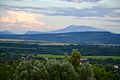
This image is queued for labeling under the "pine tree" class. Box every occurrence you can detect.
[71,49,81,67]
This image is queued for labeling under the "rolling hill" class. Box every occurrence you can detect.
[0,30,14,35]
[0,31,120,44]
[25,25,106,34]
[52,25,105,33]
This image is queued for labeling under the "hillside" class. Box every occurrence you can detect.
[0,31,120,44]
[52,25,105,33]
[25,25,106,34]
[0,30,14,35]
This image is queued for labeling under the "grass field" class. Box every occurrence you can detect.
[83,56,120,60]
[24,54,120,60]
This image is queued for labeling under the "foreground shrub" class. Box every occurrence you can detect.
[92,65,114,80]
[60,61,79,80]
[13,60,49,80]
[0,64,10,80]
[45,60,61,80]
[46,60,79,80]
[76,63,95,80]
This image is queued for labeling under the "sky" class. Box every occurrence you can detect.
[0,0,120,33]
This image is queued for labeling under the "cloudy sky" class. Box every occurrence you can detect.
[0,0,120,33]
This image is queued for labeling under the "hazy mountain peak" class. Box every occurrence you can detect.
[53,25,105,33]
[24,25,107,34]
[25,31,47,34]
[0,30,14,35]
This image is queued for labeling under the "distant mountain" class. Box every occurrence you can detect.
[24,25,105,34]
[0,31,120,44]
[25,31,47,34]
[0,30,14,35]
[52,25,105,33]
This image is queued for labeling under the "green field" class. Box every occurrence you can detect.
[83,56,120,60]
[24,54,120,60]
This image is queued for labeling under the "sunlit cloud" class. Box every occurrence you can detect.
[0,10,55,33]
[0,11,41,23]
[0,16,16,23]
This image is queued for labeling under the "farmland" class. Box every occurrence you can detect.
[0,39,120,56]
[0,39,120,80]
[20,54,120,60]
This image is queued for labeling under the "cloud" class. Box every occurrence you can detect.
[1,5,119,18]
[0,11,41,23]
[0,10,45,29]
[0,10,55,33]
[63,0,101,3]
[10,11,38,23]
[0,2,120,33]
[1,5,120,23]
[0,16,16,23]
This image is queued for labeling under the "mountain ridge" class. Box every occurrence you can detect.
[0,30,14,35]
[52,25,105,33]
[0,31,120,44]
[25,25,106,34]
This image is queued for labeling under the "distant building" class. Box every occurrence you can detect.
[80,58,88,63]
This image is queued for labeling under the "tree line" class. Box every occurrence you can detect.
[0,49,120,80]
[0,42,120,56]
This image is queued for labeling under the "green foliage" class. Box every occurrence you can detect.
[71,49,81,67]
[92,65,114,80]
[0,63,10,80]
[13,60,49,80]
[0,59,119,80]
[59,61,79,80]
[46,60,61,80]
[64,53,70,62]
[46,60,79,80]
[76,63,95,80]
[0,49,120,80]
[1,41,120,56]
